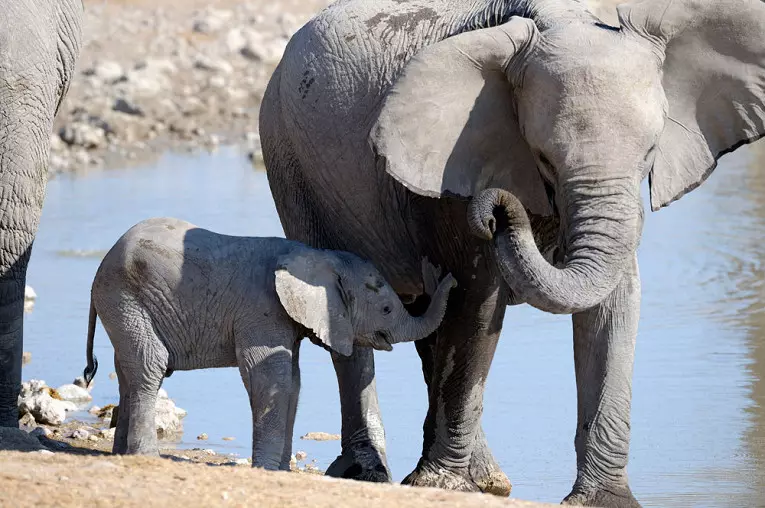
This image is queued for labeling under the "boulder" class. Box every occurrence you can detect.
[192,8,232,34]
[153,390,187,438]
[18,380,76,426]
[84,60,125,83]
[55,383,92,403]
[59,122,106,149]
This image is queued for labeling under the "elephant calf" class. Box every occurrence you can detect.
[82,217,455,468]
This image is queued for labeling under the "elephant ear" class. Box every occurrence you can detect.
[618,0,765,211]
[275,250,355,357]
[369,17,551,215]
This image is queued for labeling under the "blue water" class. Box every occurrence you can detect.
[22,143,765,506]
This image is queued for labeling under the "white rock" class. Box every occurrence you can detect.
[134,58,177,75]
[208,75,227,88]
[55,384,92,403]
[59,122,106,149]
[98,427,116,440]
[71,428,91,440]
[36,449,54,456]
[194,55,233,74]
[88,406,101,415]
[241,38,287,64]
[155,396,185,438]
[18,393,67,426]
[87,60,125,83]
[192,8,232,34]
[24,286,37,302]
[157,388,169,399]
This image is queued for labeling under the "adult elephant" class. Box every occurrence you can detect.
[0,1,83,428]
[260,0,765,505]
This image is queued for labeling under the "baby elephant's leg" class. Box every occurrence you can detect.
[238,334,294,471]
[280,339,301,470]
[104,314,168,456]
[112,355,131,454]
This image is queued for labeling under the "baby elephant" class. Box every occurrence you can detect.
[83,217,456,469]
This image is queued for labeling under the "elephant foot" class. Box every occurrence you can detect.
[402,462,480,493]
[470,465,512,497]
[468,433,512,496]
[325,445,391,483]
[562,485,642,508]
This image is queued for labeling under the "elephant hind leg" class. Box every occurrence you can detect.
[112,355,130,455]
[100,308,167,456]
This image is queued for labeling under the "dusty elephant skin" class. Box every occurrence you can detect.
[84,217,455,468]
[0,1,83,428]
[260,0,765,506]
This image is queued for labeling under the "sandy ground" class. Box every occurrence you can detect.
[0,451,564,508]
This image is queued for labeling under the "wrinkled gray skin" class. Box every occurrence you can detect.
[261,0,765,505]
[0,0,83,428]
[83,217,455,467]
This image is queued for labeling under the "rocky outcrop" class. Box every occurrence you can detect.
[18,380,77,426]
[48,0,330,175]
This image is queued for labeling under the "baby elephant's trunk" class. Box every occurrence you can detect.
[388,273,457,344]
[83,298,99,386]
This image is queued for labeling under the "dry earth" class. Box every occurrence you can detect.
[0,451,564,508]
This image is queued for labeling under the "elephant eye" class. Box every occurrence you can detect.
[382,306,392,315]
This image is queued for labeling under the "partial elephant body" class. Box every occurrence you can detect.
[86,218,454,467]
[0,0,83,428]
[262,0,765,504]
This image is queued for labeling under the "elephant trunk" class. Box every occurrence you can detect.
[387,274,456,344]
[468,180,642,314]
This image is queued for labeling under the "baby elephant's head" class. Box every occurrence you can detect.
[275,249,456,356]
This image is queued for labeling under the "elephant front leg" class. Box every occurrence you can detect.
[403,279,509,494]
[0,192,41,428]
[563,255,642,508]
[414,335,511,496]
[325,347,391,482]
[0,279,24,428]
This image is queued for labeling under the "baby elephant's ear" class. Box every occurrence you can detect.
[275,250,355,357]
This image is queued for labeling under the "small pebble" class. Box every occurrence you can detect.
[222,436,235,441]
[295,451,307,461]
[221,492,229,501]
[197,432,208,440]
[108,372,117,380]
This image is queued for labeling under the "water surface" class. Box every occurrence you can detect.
[23,143,765,506]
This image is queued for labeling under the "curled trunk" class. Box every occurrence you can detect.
[387,274,456,343]
[468,185,641,314]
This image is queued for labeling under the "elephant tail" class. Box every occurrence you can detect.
[83,297,99,387]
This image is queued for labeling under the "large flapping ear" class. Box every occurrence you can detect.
[369,16,551,215]
[275,250,355,357]
[618,0,765,211]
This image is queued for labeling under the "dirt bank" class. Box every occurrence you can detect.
[0,450,561,508]
[51,0,332,174]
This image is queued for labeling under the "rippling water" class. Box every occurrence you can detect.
[21,142,765,506]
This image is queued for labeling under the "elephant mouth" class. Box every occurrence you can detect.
[373,331,393,351]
